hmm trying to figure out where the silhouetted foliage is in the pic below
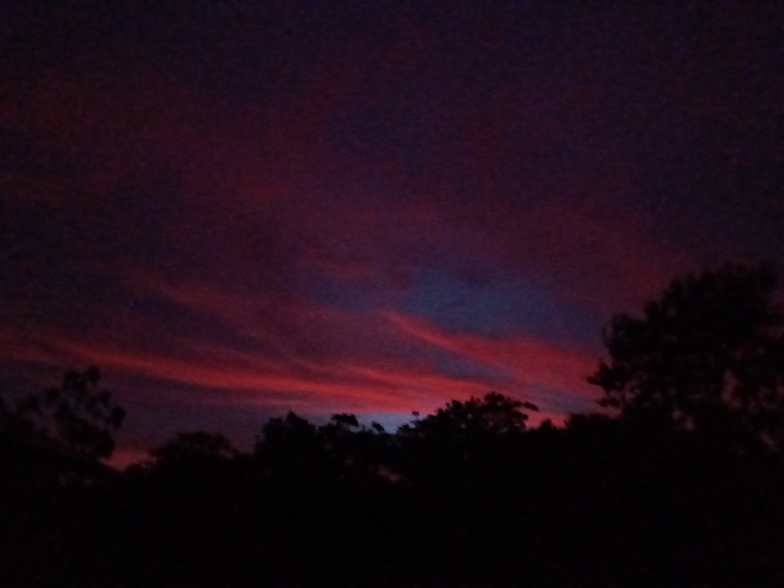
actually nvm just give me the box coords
[12,367,126,460]
[590,263,784,450]
[0,367,123,500]
[256,410,318,451]
[399,392,536,439]
[149,431,238,465]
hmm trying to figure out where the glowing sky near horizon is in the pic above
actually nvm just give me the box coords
[1,1,781,459]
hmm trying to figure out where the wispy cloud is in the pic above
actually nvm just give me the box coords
[385,311,599,409]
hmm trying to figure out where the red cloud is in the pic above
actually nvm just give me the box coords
[13,329,501,417]
[385,311,599,408]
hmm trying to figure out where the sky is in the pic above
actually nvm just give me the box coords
[1,1,782,464]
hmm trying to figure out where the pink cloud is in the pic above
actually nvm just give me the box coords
[385,311,599,409]
[5,326,498,416]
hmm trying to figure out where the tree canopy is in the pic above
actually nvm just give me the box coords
[29,367,124,459]
[149,431,238,465]
[1,367,125,460]
[398,392,537,440]
[589,263,784,448]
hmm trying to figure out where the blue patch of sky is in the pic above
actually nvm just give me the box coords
[399,267,600,349]
[304,263,604,352]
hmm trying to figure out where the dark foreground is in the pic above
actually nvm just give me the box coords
[3,414,784,588]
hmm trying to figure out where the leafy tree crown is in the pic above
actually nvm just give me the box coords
[589,263,784,448]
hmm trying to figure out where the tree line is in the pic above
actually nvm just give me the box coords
[1,263,784,587]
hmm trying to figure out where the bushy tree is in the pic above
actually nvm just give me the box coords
[8,367,125,460]
[589,263,784,449]
[149,431,238,465]
[399,392,537,439]
[394,392,538,488]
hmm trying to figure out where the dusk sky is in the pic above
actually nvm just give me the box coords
[1,1,782,463]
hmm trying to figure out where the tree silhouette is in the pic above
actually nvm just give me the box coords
[254,411,321,459]
[589,263,784,449]
[399,392,537,440]
[2,360,784,586]
[13,367,126,460]
[149,431,238,466]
